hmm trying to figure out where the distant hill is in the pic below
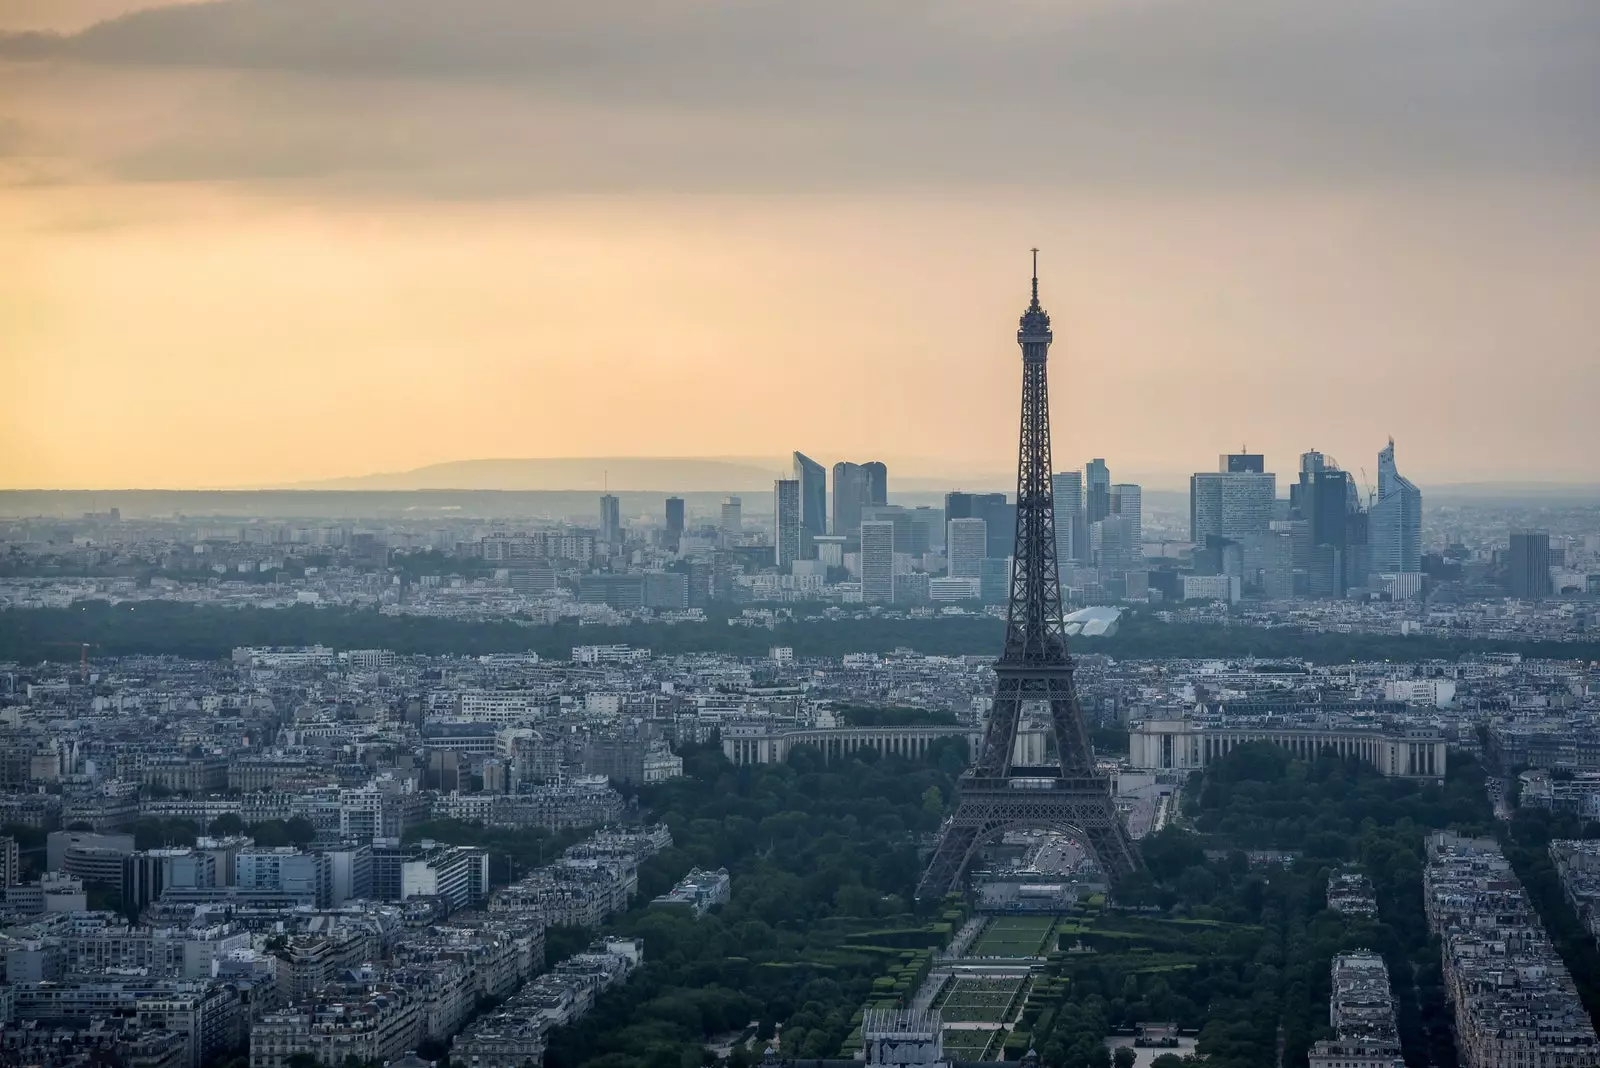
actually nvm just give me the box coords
[1423,482,1600,506]
[287,457,788,493]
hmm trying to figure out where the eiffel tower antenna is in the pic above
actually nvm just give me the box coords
[917,252,1141,899]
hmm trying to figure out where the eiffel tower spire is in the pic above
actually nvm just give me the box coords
[916,254,1140,899]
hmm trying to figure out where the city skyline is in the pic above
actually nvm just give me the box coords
[3,7,1600,1068]
[4,1,1599,490]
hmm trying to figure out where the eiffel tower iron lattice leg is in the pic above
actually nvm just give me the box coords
[917,251,1142,901]
[918,775,1141,899]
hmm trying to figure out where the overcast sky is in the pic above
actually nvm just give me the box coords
[2,0,1597,489]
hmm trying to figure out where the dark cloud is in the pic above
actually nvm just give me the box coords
[2,0,1597,192]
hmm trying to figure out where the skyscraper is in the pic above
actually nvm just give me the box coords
[1052,471,1083,564]
[720,496,742,534]
[1261,529,1296,599]
[664,497,685,552]
[1190,459,1275,543]
[774,479,801,569]
[859,520,895,603]
[863,461,888,507]
[1287,458,1365,596]
[1289,450,1327,518]
[946,491,1014,559]
[1304,469,1352,551]
[1508,531,1552,598]
[1368,438,1422,574]
[979,556,1012,605]
[1085,458,1111,524]
[861,506,927,555]
[832,462,865,539]
[831,460,888,541]
[793,452,827,556]
[947,518,987,579]
[1110,483,1142,549]
[599,494,621,545]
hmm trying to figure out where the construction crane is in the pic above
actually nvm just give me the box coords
[45,642,95,683]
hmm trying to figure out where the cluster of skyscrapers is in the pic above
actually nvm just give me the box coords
[771,453,944,603]
[1052,459,1143,572]
[771,453,888,568]
[1188,440,1424,600]
[602,435,1564,609]
[763,451,1149,605]
[670,440,1423,606]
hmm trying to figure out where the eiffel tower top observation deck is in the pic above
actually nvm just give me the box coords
[1018,248,1053,352]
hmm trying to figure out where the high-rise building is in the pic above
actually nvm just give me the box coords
[1508,531,1552,598]
[859,520,895,603]
[863,462,888,507]
[910,505,942,551]
[1053,471,1084,563]
[1090,514,1137,565]
[599,494,621,545]
[1261,529,1297,600]
[832,460,887,540]
[1307,544,1343,598]
[720,496,742,534]
[773,480,801,569]
[946,491,1014,559]
[687,553,734,607]
[861,505,912,551]
[664,497,685,552]
[947,518,987,579]
[1110,483,1142,549]
[832,462,866,539]
[793,452,827,556]
[1190,457,1276,543]
[1303,469,1353,550]
[1289,450,1327,517]
[1369,438,1422,574]
[577,574,646,609]
[1287,461,1366,596]
[978,556,1013,605]
[813,534,847,569]
[0,835,17,887]
[1085,459,1111,524]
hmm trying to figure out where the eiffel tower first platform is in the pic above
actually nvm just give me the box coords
[916,254,1141,900]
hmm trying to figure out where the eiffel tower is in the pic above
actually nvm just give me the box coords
[916,253,1141,900]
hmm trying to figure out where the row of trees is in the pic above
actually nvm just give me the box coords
[8,601,1598,666]
[538,741,968,1068]
[1021,742,1495,1068]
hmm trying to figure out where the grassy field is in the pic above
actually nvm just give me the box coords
[935,976,1027,1024]
[970,915,1056,957]
[941,1029,999,1061]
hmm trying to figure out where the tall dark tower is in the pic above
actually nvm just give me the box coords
[917,253,1141,899]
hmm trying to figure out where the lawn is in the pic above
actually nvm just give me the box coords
[936,976,1027,1024]
[970,915,1057,957]
[942,1029,998,1061]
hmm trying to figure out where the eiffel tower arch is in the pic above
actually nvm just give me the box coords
[917,253,1141,900]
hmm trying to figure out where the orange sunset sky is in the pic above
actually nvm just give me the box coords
[2,0,1597,491]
